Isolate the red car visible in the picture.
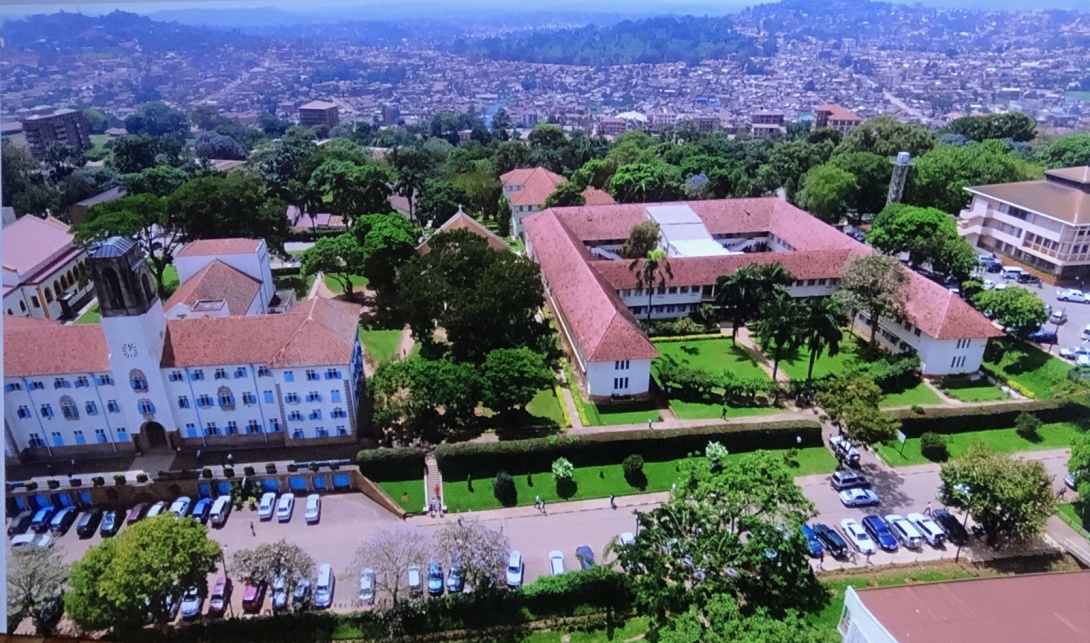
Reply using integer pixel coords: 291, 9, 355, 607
126, 503, 149, 525
241, 582, 266, 614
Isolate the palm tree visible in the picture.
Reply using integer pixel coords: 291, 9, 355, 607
750, 293, 805, 381
630, 248, 673, 324
799, 297, 846, 382
715, 262, 795, 346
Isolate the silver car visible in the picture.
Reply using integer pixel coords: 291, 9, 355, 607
358, 567, 375, 605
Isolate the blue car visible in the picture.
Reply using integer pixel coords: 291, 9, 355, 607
801, 524, 824, 557
191, 497, 213, 524
861, 515, 899, 552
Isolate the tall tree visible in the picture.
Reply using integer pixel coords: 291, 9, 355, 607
496, 196, 513, 237
491, 108, 512, 141
656, 595, 825, 643
433, 518, 511, 591
389, 146, 436, 221
608, 162, 684, 203
301, 233, 366, 295
971, 287, 1048, 339
8, 545, 69, 635
351, 527, 431, 608
230, 540, 315, 595
124, 101, 189, 139
193, 131, 245, 160
106, 134, 182, 174
799, 297, 845, 381
868, 203, 957, 267
715, 262, 795, 345
1038, 134, 1090, 169
827, 151, 892, 217
621, 220, 662, 259
481, 347, 555, 414
835, 254, 908, 347
167, 175, 289, 251
122, 164, 191, 197
416, 179, 469, 227
630, 248, 674, 324
2, 143, 42, 209
794, 164, 858, 223
939, 444, 1055, 547
908, 140, 1041, 213
750, 294, 805, 380
73, 194, 183, 298
307, 160, 392, 227
943, 112, 1037, 143
834, 116, 936, 158
817, 372, 900, 446
353, 214, 417, 299
543, 181, 586, 208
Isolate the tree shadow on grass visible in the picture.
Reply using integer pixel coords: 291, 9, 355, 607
624, 470, 648, 491
679, 345, 701, 357
556, 478, 578, 500
491, 410, 560, 441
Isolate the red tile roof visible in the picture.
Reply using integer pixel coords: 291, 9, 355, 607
418, 210, 509, 254
592, 249, 856, 288
164, 260, 261, 316
177, 239, 262, 257
903, 271, 1004, 340
501, 167, 566, 207
582, 187, 616, 206
523, 210, 657, 363
5, 317, 110, 377
814, 103, 863, 122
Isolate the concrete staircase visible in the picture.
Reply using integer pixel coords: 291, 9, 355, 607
424, 454, 445, 513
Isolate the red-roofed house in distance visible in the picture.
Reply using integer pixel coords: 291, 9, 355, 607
812, 103, 863, 133
524, 199, 1001, 400
3, 236, 364, 463
2, 214, 95, 321
501, 166, 615, 238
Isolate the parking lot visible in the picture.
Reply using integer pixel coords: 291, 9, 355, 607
983, 266, 1090, 354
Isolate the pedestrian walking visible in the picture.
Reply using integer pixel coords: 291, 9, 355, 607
720, 405, 728, 419
819, 550, 824, 563
457, 516, 463, 526
1059, 486, 1068, 500
924, 501, 932, 515
535, 495, 542, 512
249, 521, 255, 536
196, 449, 202, 461
610, 494, 616, 509
647, 418, 653, 430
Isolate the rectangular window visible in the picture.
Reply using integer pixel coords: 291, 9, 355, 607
178, 396, 190, 409
234, 367, 247, 379
242, 392, 257, 405
137, 400, 156, 415
40, 404, 54, 418
53, 377, 70, 390
614, 360, 630, 370
336, 425, 348, 437
185, 423, 198, 438
17, 405, 31, 419
247, 420, 261, 434
263, 390, 275, 404
28, 433, 45, 448
107, 400, 120, 413
325, 368, 341, 380
306, 391, 321, 403
331, 408, 347, 419
206, 423, 220, 436
130, 376, 148, 392
306, 369, 319, 381
197, 395, 213, 409
257, 367, 271, 378
190, 370, 205, 381
309, 410, 322, 420
74, 376, 90, 388
85, 401, 99, 415
283, 371, 294, 383
95, 375, 113, 386
226, 421, 239, 435
668, 286, 677, 294
315, 426, 329, 438
331, 390, 342, 403
168, 371, 184, 382
285, 393, 300, 405
4, 382, 22, 392
218, 393, 235, 409
214, 368, 227, 380
613, 377, 629, 390
95, 429, 108, 444
292, 428, 305, 440
288, 411, 303, 422
268, 419, 281, 432
29, 380, 44, 390
74, 429, 87, 445
51, 431, 64, 447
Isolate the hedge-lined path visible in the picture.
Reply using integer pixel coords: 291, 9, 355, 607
557, 385, 585, 430
565, 411, 806, 436
396, 325, 416, 361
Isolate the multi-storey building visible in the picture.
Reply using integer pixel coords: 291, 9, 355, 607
3, 237, 364, 463
298, 100, 340, 128
20, 108, 92, 161
958, 166, 1090, 283
524, 199, 1001, 400
2, 215, 95, 321
501, 167, 616, 238
750, 110, 787, 138
812, 104, 863, 133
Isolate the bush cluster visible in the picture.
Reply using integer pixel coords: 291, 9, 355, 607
919, 432, 949, 462
356, 447, 427, 481
889, 400, 1085, 438
648, 316, 716, 337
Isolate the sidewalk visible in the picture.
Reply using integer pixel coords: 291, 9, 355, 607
409, 490, 671, 526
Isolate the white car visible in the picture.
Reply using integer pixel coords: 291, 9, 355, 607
11, 533, 52, 548
276, 494, 295, 522
505, 551, 524, 588
358, 567, 375, 605
304, 494, 321, 524
907, 513, 946, 547
993, 282, 1008, 291
840, 519, 877, 555
146, 501, 168, 518
1081, 325, 1090, 341
839, 487, 880, 507
1050, 310, 1068, 325
619, 532, 636, 546
1057, 288, 1088, 303
1079, 355, 1090, 369
257, 492, 277, 520
170, 496, 192, 518
885, 514, 924, 549
982, 279, 996, 290
548, 550, 565, 575
1059, 346, 1090, 360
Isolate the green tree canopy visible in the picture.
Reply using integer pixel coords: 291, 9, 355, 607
8, 545, 69, 635
301, 233, 365, 295
621, 220, 662, 259
389, 146, 437, 221
106, 134, 182, 175
370, 357, 484, 443
835, 254, 908, 347
417, 179, 469, 228
124, 102, 189, 139
307, 159, 392, 227
167, 175, 289, 251
766, 138, 835, 200
353, 213, 417, 298
656, 595, 825, 643
908, 140, 1041, 213
834, 116, 936, 158
122, 164, 192, 197
816, 372, 900, 446
751, 293, 805, 380
1037, 134, 1090, 169
939, 444, 1055, 546
543, 181, 586, 208
608, 161, 684, 203
481, 347, 555, 414
943, 112, 1036, 143
799, 296, 846, 381
795, 164, 858, 223
827, 151, 892, 217
971, 286, 1048, 338
715, 262, 795, 345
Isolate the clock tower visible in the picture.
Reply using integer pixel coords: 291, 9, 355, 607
90, 237, 174, 450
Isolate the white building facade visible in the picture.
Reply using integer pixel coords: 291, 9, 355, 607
2, 215, 95, 321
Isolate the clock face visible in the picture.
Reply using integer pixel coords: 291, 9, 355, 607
121, 342, 139, 358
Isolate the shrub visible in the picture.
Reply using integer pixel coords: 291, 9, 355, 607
1015, 411, 1042, 439
622, 454, 644, 477
648, 316, 713, 337
919, 432, 949, 462
113, 473, 127, 485
356, 447, 427, 481
551, 457, 574, 480
201, 467, 213, 479
890, 400, 1086, 438
91, 476, 105, 487
135, 473, 149, 483
493, 471, 516, 506
705, 441, 729, 465
265, 462, 277, 474
911, 404, 925, 415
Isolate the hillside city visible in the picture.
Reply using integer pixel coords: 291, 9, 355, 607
2, 1, 1090, 642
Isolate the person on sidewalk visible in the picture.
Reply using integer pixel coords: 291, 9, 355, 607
720, 405, 728, 419
250, 521, 255, 536
535, 495, 542, 512
610, 494, 616, 509
924, 501, 932, 515
647, 419, 653, 430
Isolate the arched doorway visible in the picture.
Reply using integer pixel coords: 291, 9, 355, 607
141, 421, 169, 452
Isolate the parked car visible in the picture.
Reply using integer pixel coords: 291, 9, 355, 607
257, 492, 277, 521
931, 509, 969, 546
8, 509, 34, 536
30, 506, 56, 533
359, 567, 376, 605
861, 515, 899, 552
271, 575, 289, 612
983, 261, 1002, 274
908, 513, 946, 546
146, 501, 168, 518
1017, 272, 1041, 285
292, 579, 311, 610
180, 585, 204, 620
446, 559, 465, 594
314, 563, 335, 608
981, 279, 996, 290
241, 582, 267, 614
408, 564, 423, 596
829, 435, 860, 467
549, 550, 566, 575
801, 524, 824, 557
276, 493, 295, 523
1058, 288, 1088, 303
305, 494, 321, 524
1059, 346, 1090, 360
49, 507, 78, 535
575, 545, 595, 570
811, 523, 847, 558
1001, 266, 1024, 280
1050, 309, 1069, 325
191, 497, 213, 524
839, 488, 880, 507
76, 508, 104, 538
619, 532, 636, 546
209, 496, 232, 527
11, 533, 52, 548
127, 503, 149, 525
830, 469, 869, 490
1027, 329, 1059, 345
170, 496, 192, 518
840, 519, 877, 555
427, 561, 444, 596
207, 577, 232, 617
885, 514, 924, 549
100, 510, 121, 537
506, 551, 524, 588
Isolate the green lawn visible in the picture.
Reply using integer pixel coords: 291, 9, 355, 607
874, 421, 1085, 467
654, 338, 772, 380
443, 448, 836, 513
323, 273, 369, 294
521, 617, 650, 642
525, 387, 568, 428
376, 479, 422, 513
668, 400, 783, 421
162, 264, 179, 297
572, 392, 661, 427
984, 338, 1073, 400
775, 331, 859, 381
75, 303, 100, 324
359, 327, 404, 365
1057, 503, 1090, 540
939, 378, 1009, 402
879, 381, 944, 408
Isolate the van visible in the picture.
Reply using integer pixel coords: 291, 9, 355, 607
49, 507, 78, 535
830, 470, 869, 490
209, 496, 232, 528
314, 563, 335, 609
407, 564, 422, 596
1000, 266, 1024, 280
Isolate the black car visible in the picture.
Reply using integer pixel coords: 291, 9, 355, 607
931, 509, 969, 546
100, 510, 122, 537
76, 508, 104, 538
982, 259, 1002, 273
8, 510, 34, 536
811, 523, 847, 558
1027, 329, 1058, 345
1017, 272, 1041, 285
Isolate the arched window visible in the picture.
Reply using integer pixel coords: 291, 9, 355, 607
129, 368, 148, 392
44, 287, 53, 303
102, 267, 124, 309
217, 385, 235, 410
60, 395, 79, 420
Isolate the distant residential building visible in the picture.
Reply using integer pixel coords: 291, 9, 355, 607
68, 186, 126, 225
2, 215, 95, 321
750, 110, 786, 139
381, 104, 401, 126
597, 117, 628, 137
679, 113, 720, 134
958, 166, 1090, 283
298, 100, 340, 129
20, 108, 92, 161
813, 103, 863, 133
501, 167, 616, 238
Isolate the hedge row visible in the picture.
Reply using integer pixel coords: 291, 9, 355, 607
980, 362, 1038, 399
436, 419, 822, 479
356, 447, 427, 481
889, 400, 1088, 438
650, 333, 727, 343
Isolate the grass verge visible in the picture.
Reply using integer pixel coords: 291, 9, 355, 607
376, 479, 422, 513
874, 421, 1085, 466
359, 327, 403, 366
983, 337, 1073, 400
1056, 503, 1090, 541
